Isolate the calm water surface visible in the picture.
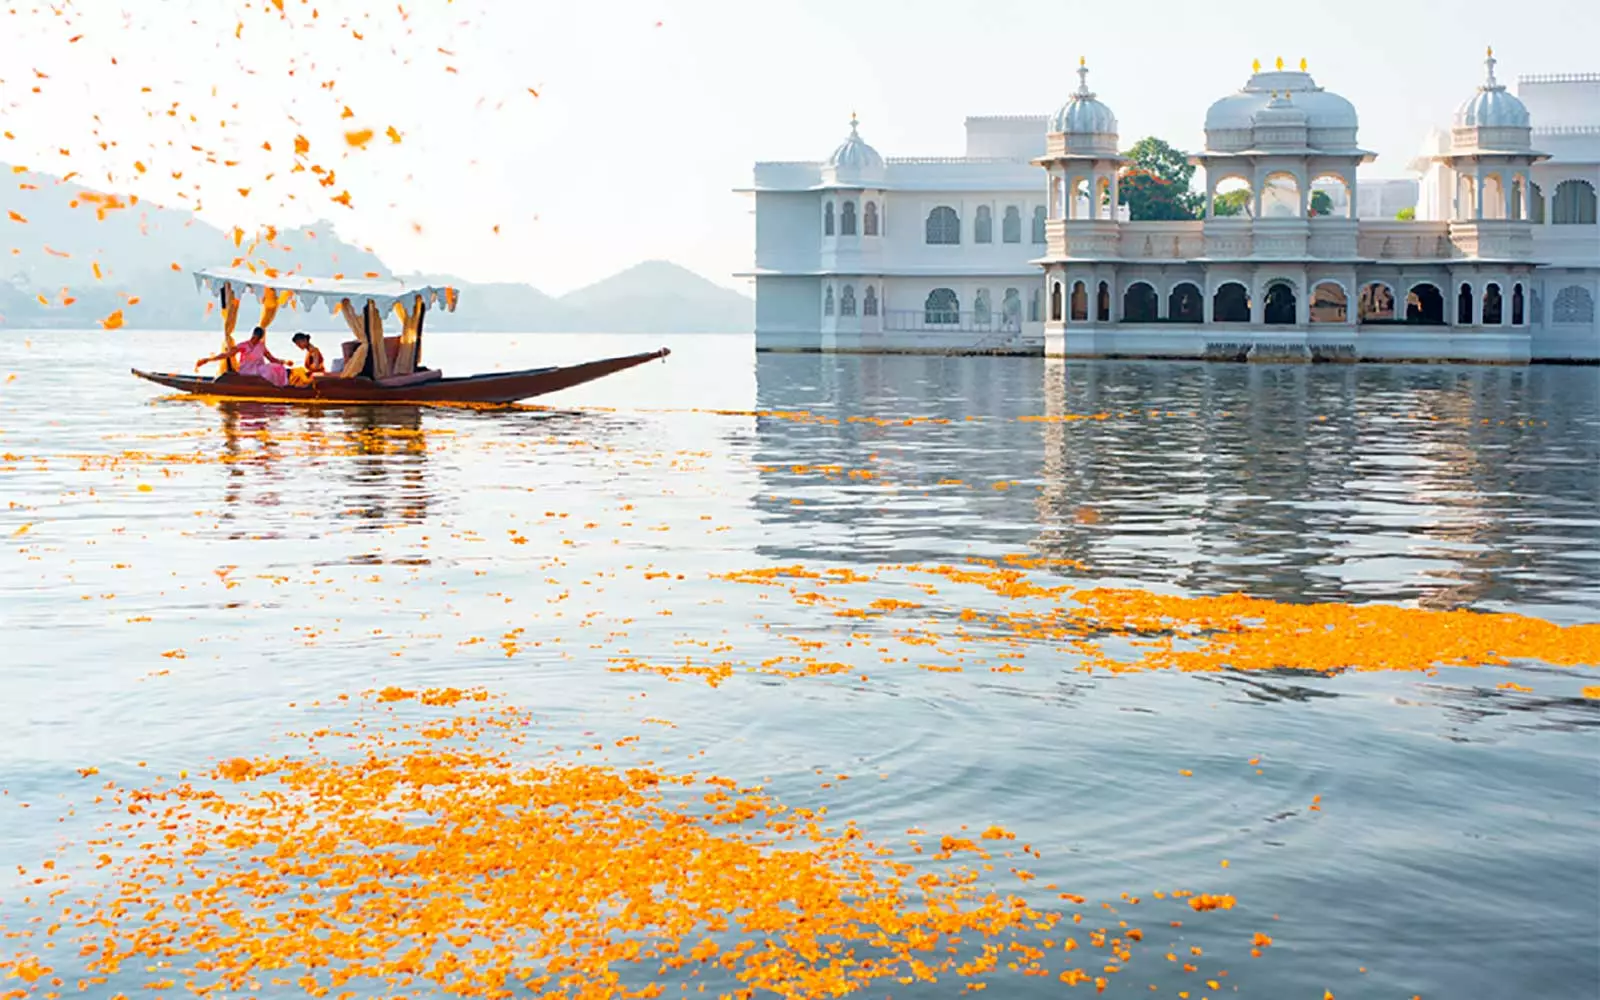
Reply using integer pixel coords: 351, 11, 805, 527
2, 330, 1598, 998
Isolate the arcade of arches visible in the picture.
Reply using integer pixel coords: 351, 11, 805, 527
1042, 276, 1531, 326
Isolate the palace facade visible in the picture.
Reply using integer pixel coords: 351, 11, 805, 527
742, 54, 1599, 362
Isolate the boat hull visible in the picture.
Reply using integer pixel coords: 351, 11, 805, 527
132, 349, 670, 405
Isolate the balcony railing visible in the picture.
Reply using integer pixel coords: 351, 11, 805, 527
883, 309, 1026, 333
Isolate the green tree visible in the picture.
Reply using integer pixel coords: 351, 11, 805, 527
1212, 189, 1251, 217
1118, 137, 1202, 220
1395, 206, 1416, 221
1308, 190, 1334, 217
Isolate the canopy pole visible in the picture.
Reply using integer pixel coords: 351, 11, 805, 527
415, 300, 427, 369
361, 301, 375, 379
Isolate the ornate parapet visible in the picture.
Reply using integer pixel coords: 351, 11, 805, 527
1447, 221, 1535, 261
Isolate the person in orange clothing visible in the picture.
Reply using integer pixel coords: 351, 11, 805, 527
288, 332, 325, 387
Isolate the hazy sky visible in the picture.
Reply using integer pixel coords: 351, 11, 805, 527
1, 0, 1595, 294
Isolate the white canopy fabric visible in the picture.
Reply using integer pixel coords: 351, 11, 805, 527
192, 267, 459, 315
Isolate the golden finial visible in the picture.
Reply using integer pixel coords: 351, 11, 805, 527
1252, 58, 1260, 73
1079, 55, 1086, 67
1275, 56, 1284, 71
1486, 45, 1493, 57
1300, 57, 1307, 71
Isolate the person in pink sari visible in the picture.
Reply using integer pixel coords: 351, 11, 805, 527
195, 327, 289, 387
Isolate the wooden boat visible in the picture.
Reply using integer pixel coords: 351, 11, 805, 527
133, 267, 671, 405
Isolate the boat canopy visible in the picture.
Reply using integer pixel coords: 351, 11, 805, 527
192, 266, 460, 381
192, 267, 459, 315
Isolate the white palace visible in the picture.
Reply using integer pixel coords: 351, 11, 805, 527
739, 53, 1599, 363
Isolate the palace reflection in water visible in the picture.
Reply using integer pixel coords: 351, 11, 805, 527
752, 354, 1600, 619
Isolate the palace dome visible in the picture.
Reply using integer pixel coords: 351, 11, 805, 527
1454, 49, 1529, 128
827, 115, 884, 177
1050, 60, 1117, 136
1203, 60, 1359, 150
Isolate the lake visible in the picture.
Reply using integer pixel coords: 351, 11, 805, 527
2, 330, 1597, 1000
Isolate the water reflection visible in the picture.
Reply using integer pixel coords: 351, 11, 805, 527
213, 401, 434, 530
752, 355, 1600, 617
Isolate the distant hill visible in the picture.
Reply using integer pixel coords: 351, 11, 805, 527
1, 163, 751, 333
555, 261, 754, 334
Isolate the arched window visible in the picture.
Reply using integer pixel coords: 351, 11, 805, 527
1096, 281, 1110, 321
1122, 282, 1158, 323
840, 200, 857, 236
1551, 180, 1598, 224
1310, 282, 1347, 323
1530, 182, 1545, 224
823, 202, 835, 236
1405, 283, 1445, 324
1263, 281, 1297, 324
863, 285, 879, 316
1070, 177, 1090, 219
1050, 281, 1063, 322
1002, 205, 1022, 243
1511, 283, 1524, 325
1261, 172, 1301, 218
1457, 282, 1474, 325
974, 206, 993, 244
863, 201, 880, 236
1457, 175, 1477, 219
925, 288, 959, 324
1212, 282, 1250, 322
1002, 288, 1021, 327
1168, 282, 1203, 322
1531, 286, 1543, 324
1481, 175, 1505, 220
1510, 176, 1524, 221
1069, 281, 1088, 322
1552, 285, 1596, 324
840, 284, 857, 317
974, 288, 992, 324
925, 206, 961, 244
1358, 283, 1395, 321
823, 285, 834, 316
1482, 282, 1503, 325
1031, 205, 1047, 243
1029, 287, 1041, 323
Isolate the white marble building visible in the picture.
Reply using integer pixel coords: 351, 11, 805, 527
744, 53, 1598, 363
1041, 52, 1598, 362
737, 115, 1056, 353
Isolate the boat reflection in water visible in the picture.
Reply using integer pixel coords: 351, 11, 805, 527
213, 400, 435, 532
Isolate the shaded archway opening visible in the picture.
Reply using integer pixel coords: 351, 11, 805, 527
1309, 174, 1350, 218
1211, 176, 1252, 218
1069, 281, 1088, 322
1405, 284, 1444, 324
1002, 288, 1021, 327
1310, 282, 1347, 323
1071, 177, 1090, 220
1481, 175, 1506, 220
1049, 281, 1062, 323
1358, 282, 1395, 322
1483, 283, 1503, 325
1457, 283, 1474, 325
1168, 282, 1203, 322
1096, 281, 1111, 322
1263, 282, 1297, 324
1122, 282, 1158, 323
1261, 172, 1301, 218
1511, 283, 1524, 325
840, 200, 858, 236
1212, 282, 1250, 322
